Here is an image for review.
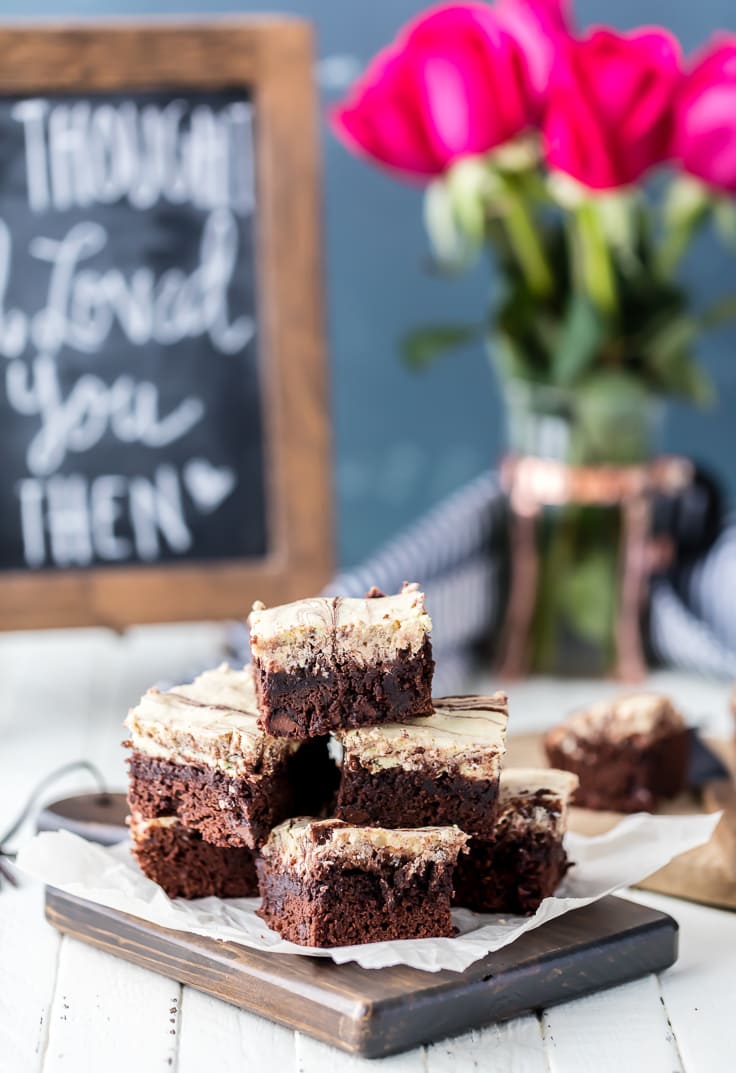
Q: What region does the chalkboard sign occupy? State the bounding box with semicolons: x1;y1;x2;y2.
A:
0;21;332;629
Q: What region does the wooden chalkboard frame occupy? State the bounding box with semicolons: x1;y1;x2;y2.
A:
0;19;332;629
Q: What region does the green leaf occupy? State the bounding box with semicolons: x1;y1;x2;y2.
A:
494;281;559;378
700;294;736;330
401;323;481;370
658;176;711;277
653;349;713;404
490;332;536;381
642;314;712;403
644;313;697;359
553;292;605;387
663;175;711;231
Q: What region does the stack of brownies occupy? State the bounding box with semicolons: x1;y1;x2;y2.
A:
125;583;578;947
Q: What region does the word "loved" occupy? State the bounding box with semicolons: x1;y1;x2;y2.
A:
0;210;254;364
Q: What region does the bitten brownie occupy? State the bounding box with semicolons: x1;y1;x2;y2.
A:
544;692;689;812
248;583;434;738
125;664;299;849
130;814;258;899
453;768;579;916
335;694;508;837
256;818;468;947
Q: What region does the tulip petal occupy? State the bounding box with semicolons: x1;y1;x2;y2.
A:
331;43;443;178
332;2;544;181
675;36;736;194
543;27;683;191
496;0;573;107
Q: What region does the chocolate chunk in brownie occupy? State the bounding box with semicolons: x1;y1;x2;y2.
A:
453;768;578;915
335;693;508;837
248;583;434;738
256;817;468;947
544;692;689;812
130;814;258;899
125;664;299;848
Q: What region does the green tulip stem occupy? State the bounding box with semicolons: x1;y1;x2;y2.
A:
502;187;555;299
574;200;618;317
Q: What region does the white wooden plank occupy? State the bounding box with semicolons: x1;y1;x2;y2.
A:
177;988;296;1073
0;885;61;1073
425;1015;547;1072
625;890;736;1073
295;1030;424;1072
541;974;683;1073
42;937;181;1073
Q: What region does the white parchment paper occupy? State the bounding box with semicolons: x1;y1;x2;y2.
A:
17;812;719;973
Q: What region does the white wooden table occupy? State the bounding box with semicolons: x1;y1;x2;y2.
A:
1;624;735;1073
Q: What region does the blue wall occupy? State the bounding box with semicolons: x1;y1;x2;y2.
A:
11;1;736;566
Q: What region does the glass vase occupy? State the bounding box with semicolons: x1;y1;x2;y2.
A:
500;378;663;678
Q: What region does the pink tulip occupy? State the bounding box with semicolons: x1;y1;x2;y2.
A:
332;3;559;181
543;28;683;191
496;0;573;107
674;37;736;194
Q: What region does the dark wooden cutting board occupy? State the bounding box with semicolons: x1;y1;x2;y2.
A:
46;888;677;1058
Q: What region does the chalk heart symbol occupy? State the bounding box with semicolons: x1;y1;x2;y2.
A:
184;458;237;514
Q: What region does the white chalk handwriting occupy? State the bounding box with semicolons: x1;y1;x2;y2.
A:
12;97;255;215
2;94;260;569
17;465;195;567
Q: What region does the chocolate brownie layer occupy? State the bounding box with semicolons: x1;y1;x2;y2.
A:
257;817;467;947
256;859;455;946
127;751;293;849
545;693;689;812
124;664;302;848
131;816;258;899
255;636;434;738
546;729;689;812
335;694;508;836
336;760;500;836
249;584;434;739
452;769;578;915
453;826;569;915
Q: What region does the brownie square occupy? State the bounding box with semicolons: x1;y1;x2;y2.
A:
248;583;434;738
125;664;299;849
130;814;258;899
452;768;578;915
256;818;468;947
335;694;508;837
544;692;689;812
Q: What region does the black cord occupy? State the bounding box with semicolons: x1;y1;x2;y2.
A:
0;760;109;887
